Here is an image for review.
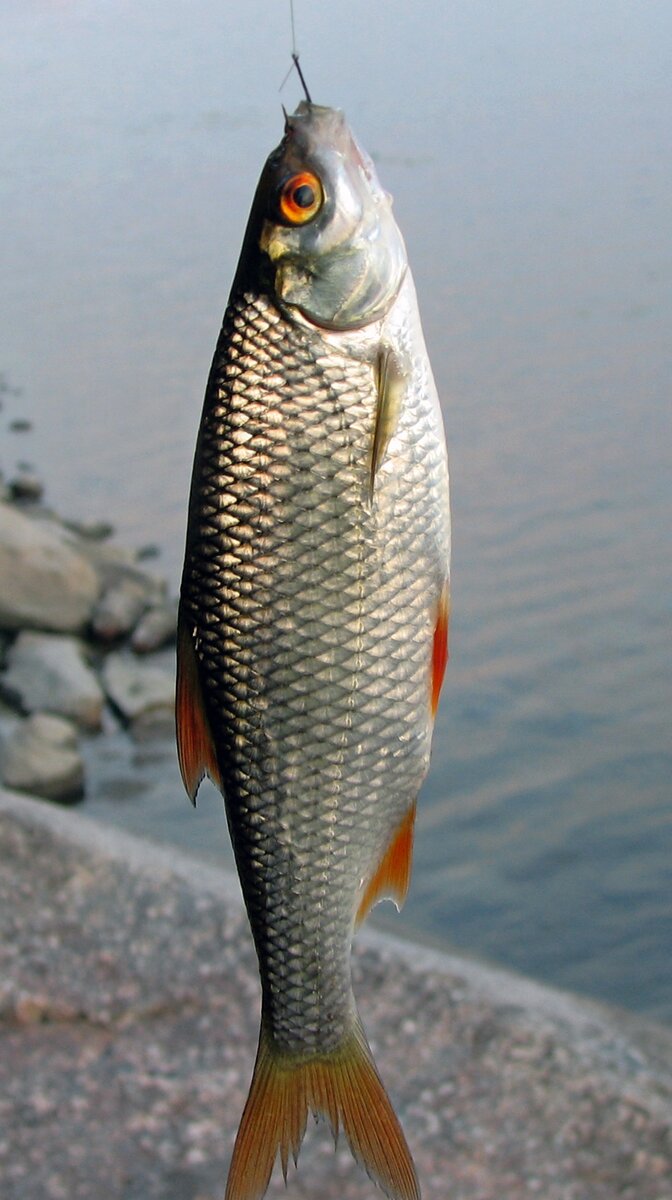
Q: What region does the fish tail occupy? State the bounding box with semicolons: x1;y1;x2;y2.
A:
225;1015;420;1200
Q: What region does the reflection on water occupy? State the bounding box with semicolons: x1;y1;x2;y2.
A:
1;0;671;1021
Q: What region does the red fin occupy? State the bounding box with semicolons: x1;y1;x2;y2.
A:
175;617;220;802
356;802;417;928
431;583;450;717
225;1018;419;1200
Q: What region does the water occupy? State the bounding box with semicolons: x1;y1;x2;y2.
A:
1;0;670;1021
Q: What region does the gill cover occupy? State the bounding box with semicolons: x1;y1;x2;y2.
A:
258;103;407;331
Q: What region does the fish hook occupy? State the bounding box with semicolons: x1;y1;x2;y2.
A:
279;53;312;105
291;52;312;104
279;0;312;104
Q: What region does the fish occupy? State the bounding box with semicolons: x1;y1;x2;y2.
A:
176;100;450;1200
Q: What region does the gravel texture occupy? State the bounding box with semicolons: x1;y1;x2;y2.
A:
1;788;671;1200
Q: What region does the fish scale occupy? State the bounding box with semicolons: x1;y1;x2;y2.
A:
181;286;441;1055
177;102;449;1200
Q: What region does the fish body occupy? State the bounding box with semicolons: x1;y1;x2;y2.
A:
177;103;450;1200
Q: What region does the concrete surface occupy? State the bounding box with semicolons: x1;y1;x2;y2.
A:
1;787;671;1200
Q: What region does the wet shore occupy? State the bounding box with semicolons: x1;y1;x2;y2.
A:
2;787;671;1200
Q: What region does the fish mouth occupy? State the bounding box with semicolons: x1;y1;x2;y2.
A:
258;227;321;323
274;260;315;306
259;223;290;263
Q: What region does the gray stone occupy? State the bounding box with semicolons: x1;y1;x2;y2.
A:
101;653;174;734
8;472;44;503
0;502;99;633
1;632;104;730
131;599;178;654
0;714;84;801
91;577;150;643
62;518;115;542
76;538;166;605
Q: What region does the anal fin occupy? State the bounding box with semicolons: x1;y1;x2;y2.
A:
175;616;221;803
356;801;417;928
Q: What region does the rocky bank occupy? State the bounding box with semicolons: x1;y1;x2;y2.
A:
0;479;178;801
2;400;671;1200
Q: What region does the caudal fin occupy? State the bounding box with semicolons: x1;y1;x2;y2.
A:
225;1017;420;1200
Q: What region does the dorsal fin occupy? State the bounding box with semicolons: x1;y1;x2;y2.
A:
369;344;408;500
355;801;417;928
175;615;221;803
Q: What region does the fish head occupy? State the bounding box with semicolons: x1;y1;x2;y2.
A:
256;102;407;331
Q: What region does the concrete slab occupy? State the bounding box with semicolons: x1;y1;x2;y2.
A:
1;788;671;1200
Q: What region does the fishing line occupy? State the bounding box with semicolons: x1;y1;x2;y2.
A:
289;0;298;58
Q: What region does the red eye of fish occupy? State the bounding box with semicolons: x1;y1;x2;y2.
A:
279;171;323;225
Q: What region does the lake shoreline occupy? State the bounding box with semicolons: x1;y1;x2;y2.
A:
2;786;671;1199
1;472;669;1030
3;0;671;1046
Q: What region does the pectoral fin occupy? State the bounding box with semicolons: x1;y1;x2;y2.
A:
175;615;221;803
369;345;408;500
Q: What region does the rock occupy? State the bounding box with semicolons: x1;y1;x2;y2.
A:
1;632;104;730
101;653;174;735
0;501;99;633
0;713;84;802
91;577;150;643
0;697;17;739
131;599;178;654
131;705;176;741
8;472;44;502
62;518;115;542
76;538;167;607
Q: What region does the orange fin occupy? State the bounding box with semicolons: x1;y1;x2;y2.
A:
356;802;417;929
225;1018;419;1200
175;616;221;803
431;583;450;717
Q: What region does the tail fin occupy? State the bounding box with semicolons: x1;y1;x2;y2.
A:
225;1017;420;1200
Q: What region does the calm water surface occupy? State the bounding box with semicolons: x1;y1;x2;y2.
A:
1;0;670;1021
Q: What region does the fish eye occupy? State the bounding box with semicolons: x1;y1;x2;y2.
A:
279;171;324;225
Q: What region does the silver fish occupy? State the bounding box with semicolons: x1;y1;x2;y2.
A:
177;101;450;1200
